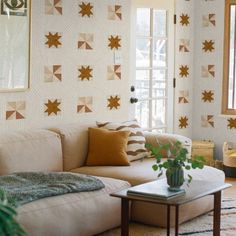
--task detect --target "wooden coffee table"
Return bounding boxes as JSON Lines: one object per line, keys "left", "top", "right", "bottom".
{"left": 111, "top": 179, "right": 231, "bottom": 236}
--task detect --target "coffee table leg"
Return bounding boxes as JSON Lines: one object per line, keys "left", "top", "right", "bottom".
{"left": 167, "top": 205, "right": 170, "bottom": 236}
{"left": 175, "top": 205, "right": 179, "bottom": 236}
{"left": 121, "top": 198, "right": 129, "bottom": 236}
{"left": 213, "top": 191, "right": 221, "bottom": 236}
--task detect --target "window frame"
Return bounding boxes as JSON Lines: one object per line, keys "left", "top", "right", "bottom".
{"left": 222, "top": 0, "right": 236, "bottom": 115}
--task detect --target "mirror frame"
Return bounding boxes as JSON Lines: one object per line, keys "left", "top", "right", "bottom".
{"left": 0, "top": 0, "right": 31, "bottom": 92}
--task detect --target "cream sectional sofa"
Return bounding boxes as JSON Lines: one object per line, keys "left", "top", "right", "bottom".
{"left": 0, "top": 122, "right": 225, "bottom": 236}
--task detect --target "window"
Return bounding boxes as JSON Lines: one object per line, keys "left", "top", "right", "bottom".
{"left": 222, "top": 0, "right": 236, "bottom": 115}
{"left": 135, "top": 8, "right": 171, "bottom": 132}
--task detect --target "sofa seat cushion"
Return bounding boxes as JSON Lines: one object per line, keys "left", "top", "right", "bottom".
{"left": 72, "top": 158, "right": 225, "bottom": 186}
{"left": 17, "top": 176, "right": 130, "bottom": 236}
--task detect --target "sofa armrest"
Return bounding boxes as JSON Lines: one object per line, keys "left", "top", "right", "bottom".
{"left": 143, "top": 131, "right": 192, "bottom": 157}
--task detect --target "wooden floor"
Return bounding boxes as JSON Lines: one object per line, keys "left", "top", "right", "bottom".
{"left": 224, "top": 177, "right": 236, "bottom": 197}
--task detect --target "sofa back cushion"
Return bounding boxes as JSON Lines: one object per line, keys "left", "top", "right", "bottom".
{"left": 0, "top": 130, "right": 63, "bottom": 175}
{"left": 50, "top": 122, "right": 95, "bottom": 171}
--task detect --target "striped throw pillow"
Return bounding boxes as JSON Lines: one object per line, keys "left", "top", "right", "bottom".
{"left": 96, "top": 120, "right": 148, "bottom": 161}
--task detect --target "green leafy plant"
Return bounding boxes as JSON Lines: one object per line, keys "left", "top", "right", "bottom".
{"left": 146, "top": 141, "right": 205, "bottom": 184}
{"left": 0, "top": 189, "right": 26, "bottom": 236}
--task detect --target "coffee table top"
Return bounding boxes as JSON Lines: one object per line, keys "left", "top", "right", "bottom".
{"left": 111, "top": 179, "right": 231, "bottom": 206}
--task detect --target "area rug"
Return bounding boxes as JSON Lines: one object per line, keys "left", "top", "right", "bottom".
{"left": 99, "top": 198, "right": 236, "bottom": 236}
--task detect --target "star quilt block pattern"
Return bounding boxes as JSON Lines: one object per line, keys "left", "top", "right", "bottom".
{"left": 45, "top": 32, "right": 62, "bottom": 48}
{"left": 79, "top": 1, "right": 93, "bottom": 17}
{"left": 45, "top": 0, "right": 62, "bottom": 15}
{"left": 228, "top": 118, "right": 236, "bottom": 129}
{"left": 78, "top": 65, "right": 93, "bottom": 81}
{"left": 77, "top": 97, "right": 93, "bottom": 113}
{"left": 44, "top": 65, "right": 62, "bottom": 82}
{"left": 6, "top": 101, "right": 26, "bottom": 120}
{"left": 44, "top": 99, "right": 61, "bottom": 116}
{"left": 107, "top": 95, "right": 120, "bottom": 110}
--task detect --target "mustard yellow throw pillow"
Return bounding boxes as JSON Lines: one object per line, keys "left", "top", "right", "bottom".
{"left": 86, "top": 128, "right": 130, "bottom": 166}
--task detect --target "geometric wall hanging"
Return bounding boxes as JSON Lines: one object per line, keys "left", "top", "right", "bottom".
{"left": 77, "top": 97, "right": 93, "bottom": 113}
{"left": 178, "top": 90, "right": 189, "bottom": 104}
{"left": 180, "top": 13, "right": 190, "bottom": 26}
{"left": 79, "top": 1, "right": 93, "bottom": 17}
{"left": 179, "top": 39, "right": 190, "bottom": 52}
{"left": 44, "top": 99, "right": 61, "bottom": 116}
{"left": 179, "top": 116, "right": 188, "bottom": 129}
{"left": 44, "top": 65, "right": 62, "bottom": 82}
{"left": 201, "top": 65, "right": 215, "bottom": 78}
{"left": 1, "top": 0, "right": 27, "bottom": 16}
{"left": 202, "top": 40, "right": 215, "bottom": 52}
{"left": 6, "top": 101, "right": 26, "bottom": 120}
{"left": 202, "top": 90, "right": 214, "bottom": 103}
{"left": 179, "top": 65, "right": 189, "bottom": 77}
{"left": 45, "top": 32, "right": 62, "bottom": 48}
{"left": 78, "top": 65, "right": 93, "bottom": 81}
{"left": 107, "top": 95, "right": 120, "bottom": 110}
{"left": 201, "top": 115, "right": 214, "bottom": 128}
{"left": 202, "top": 14, "right": 215, "bottom": 27}
{"left": 108, "top": 5, "right": 122, "bottom": 20}
{"left": 227, "top": 118, "right": 236, "bottom": 129}
{"left": 45, "top": 0, "right": 62, "bottom": 15}
{"left": 78, "top": 33, "right": 93, "bottom": 50}
{"left": 107, "top": 65, "right": 121, "bottom": 80}
{"left": 108, "top": 35, "right": 121, "bottom": 50}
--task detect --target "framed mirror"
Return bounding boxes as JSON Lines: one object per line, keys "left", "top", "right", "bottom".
{"left": 0, "top": 0, "right": 31, "bottom": 92}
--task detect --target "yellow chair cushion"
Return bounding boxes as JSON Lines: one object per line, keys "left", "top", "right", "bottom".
{"left": 229, "top": 152, "right": 236, "bottom": 158}
{"left": 86, "top": 128, "right": 130, "bottom": 166}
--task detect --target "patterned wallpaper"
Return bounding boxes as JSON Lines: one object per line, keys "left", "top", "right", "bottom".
{"left": 175, "top": 0, "right": 236, "bottom": 159}
{"left": 0, "top": 0, "right": 131, "bottom": 132}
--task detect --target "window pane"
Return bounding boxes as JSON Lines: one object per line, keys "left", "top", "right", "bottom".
{"left": 136, "top": 8, "right": 150, "bottom": 36}
{"left": 136, "top": 70, "right": 150, "bottom": 99}
{"left": 228, "top": 5, "right": 236, "bottom": 109}
{"left": 153, "top": 39, "right": 166, "bottom": 67}
{"left": 136, "top": 39, "right": 150, "bottom": 67}
{"left": 154, "top": 10, "right": 167, "bottom": 37}
{"left": 153, "top": 69, "right": 166, "bottom": 81}
{"left": 152, "top": 80, "right": 166, "bottom": 97}
{"left": 152, "top": 99, "right": 166, "bottom": 128}
{"left": 135, "top": 100, "right": 149, "bottom": 129}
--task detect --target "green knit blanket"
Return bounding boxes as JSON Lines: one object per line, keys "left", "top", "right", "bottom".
{"left": 0, "top": 172, "right": 105, "bottom": 206}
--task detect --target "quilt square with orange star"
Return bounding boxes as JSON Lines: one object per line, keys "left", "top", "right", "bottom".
{"left": 6, "top": 101, "right": 26, "bottom": 120}
{"left": 45, "top": 0, "right": 62, "bottom": 15}
{"left": 179, "top": 116, "right": 189, "bottom": 129}
{"left": 108, "top": 35, "right": 121, "bottom": 50}
{"left": 79, "top": 1, "right": 93, "bottom": 18}
{"left": 108, "top": 5, "right": 122, "bottom": 20}
{"left": 107, "top": 95, "right": 120, "bottom": 110}
{"left": 202, "top": 40, "right": 215, "bottom": 52}
{"left": 227, "top": 118, "right": 236, "bottom": 129}
{"left": 202, "top": 90, "right": 214, "bottom": 103}
{"left": 44, "top": 99, "right": 61, "bottom": 116}
{"left": 45, "top": 32, "right": 62, "bottom": 48}
{"left": 78, "top": 65, "right": 93, "bottom": 81}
